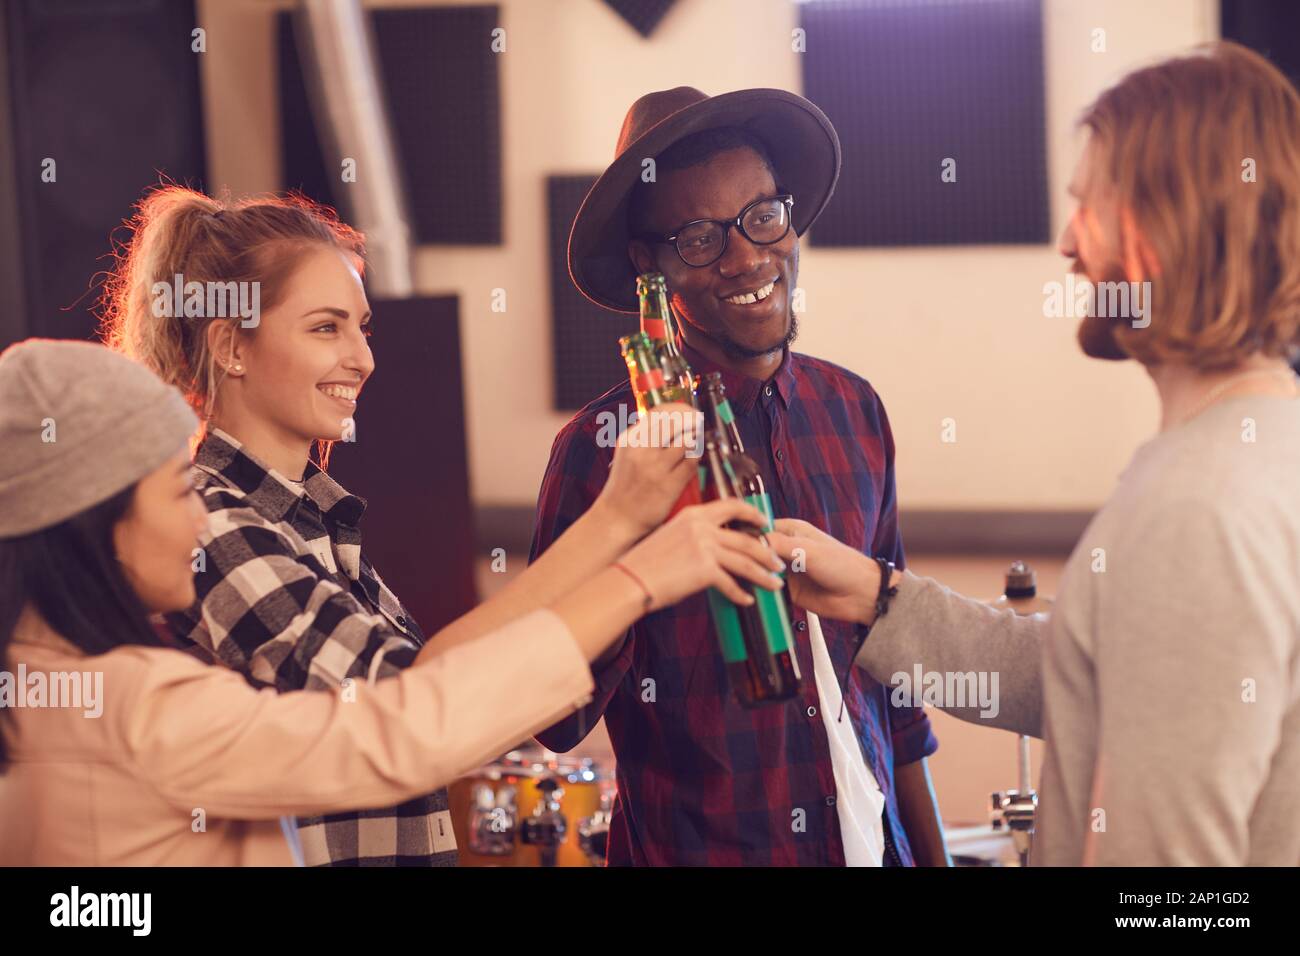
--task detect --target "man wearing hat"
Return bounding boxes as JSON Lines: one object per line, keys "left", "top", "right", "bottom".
{"left": 530, "top": 88, "right": 948, "bottom": 866}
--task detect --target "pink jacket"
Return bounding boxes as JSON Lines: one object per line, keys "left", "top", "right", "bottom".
{"left": 0, "top": 606, "right": 594, "bottom": 865}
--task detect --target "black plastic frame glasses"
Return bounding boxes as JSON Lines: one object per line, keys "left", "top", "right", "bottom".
{"left": 636, "top": 194, "right": 795, "bottom": 268}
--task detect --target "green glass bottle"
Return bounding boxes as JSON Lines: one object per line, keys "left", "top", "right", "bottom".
{"left": 698, "top": 373, "right": 801, "bottom": 707}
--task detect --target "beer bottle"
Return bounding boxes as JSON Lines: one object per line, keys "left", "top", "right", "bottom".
{"left": 636, "top": 272, "right": 694, "bottom": 397}
{"left": 698, "top": 374, "right": 801, "bottom": 707}
{"left": 619, "top": 331, "right": 690, "bottom": 412}
{"left": 700, "top": 369, "right": 801, "bottom": 621}
{"left": 700, "top": 371, "right": 767, "bottom": 506}
{"left": 623, "top": 275, "right": 704, "bottom": 518}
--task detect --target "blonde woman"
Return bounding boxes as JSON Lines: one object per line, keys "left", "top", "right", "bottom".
{"left": 100, "top": 188, "right": 781, "bottom": 865}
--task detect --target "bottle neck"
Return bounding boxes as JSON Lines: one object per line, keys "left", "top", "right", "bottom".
{"left": 703, "top": 385, "right": 745, "bottom": 454}
{"left": 640, "top": 287, "right": 681, "bottom": 355}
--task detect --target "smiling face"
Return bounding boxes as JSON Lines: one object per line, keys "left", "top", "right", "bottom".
{"left": 209, "top": 245, "right": 375, "bottom": 467}
{"left": 113, "top": 448, "right": 209, "bottom": 613}
{"left": 629, "top": 147, "right": 799, "bottom": 362}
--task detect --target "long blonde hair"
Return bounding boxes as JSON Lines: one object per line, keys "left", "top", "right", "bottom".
{"left": 1080, "top": 41, "right": 1300, "bottom": 370}
{"left": 99, "top": 185, "right": 366, "bottom": 431}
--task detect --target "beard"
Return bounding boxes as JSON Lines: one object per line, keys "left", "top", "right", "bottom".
{"left": 1076, "top": 313, "right": 1129, "bottom": 361}
{"left": 1073, "top": 262, "right": 1131, "bottom": 362}
{"left": 715, "top": 308, "right": 800, "bottom": 361}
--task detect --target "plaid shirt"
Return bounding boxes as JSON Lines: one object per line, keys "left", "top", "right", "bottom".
{"left": 163, "top": 428, "right": 457, "bottom": 866}
{"left": 530, "top": 341, "right": 938, "bottom": 866}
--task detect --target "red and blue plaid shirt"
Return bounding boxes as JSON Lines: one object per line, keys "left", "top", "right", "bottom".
{"left": 529, "top": 339, "right": 938, "bottom": 866}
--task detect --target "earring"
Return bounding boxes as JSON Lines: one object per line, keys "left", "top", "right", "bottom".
{"left": 231, "top": 364, "right": 242, "bottom": 373}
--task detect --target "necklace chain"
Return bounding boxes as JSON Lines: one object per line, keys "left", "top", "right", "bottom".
{"left": 1182, "top": 366, "right": 1299, "bottom": 424}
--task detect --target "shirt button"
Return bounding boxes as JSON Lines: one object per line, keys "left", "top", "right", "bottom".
{"left": 775, "top": 449, "right": 784, "bottom": 461}
{"left": 825, "top": 795, "right": 837, "bottom": 807}
{"left": 796, "top": 620, "right": 807, "bottom": 632}
{"left": 807, "top": 705, "right": 817, "bottom": 718}
{"left": 765, "top": 385, "right": 773, "bottom": 397}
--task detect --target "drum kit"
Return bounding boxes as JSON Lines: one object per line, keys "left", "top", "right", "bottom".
{"left": 448, "top": 746, "right": 616, "bottom": 867}
{"left": 451, "top": 561, "right": 1046, "bottom": 868}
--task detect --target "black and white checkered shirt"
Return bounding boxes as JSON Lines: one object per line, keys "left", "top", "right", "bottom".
{"left": 163, "top": 428, "right": 458, "bottom": 866}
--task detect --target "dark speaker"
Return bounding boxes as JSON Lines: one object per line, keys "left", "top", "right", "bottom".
{"left": 324, "top": 295, "right": 478, "bottom": 636}
{"left": 547, "top": 174, "right": 638, "bottom": 410}
{"left": 800, "top": 0, "right": 1049, "bottom": 247}
{"left": 0, "top": 0, "right": 207, "bottom": 347}
{"left": 1219, "top": 0, "right": 1300, "bottom": 375}
{"left": 1221, "top": 0, "right": 1300, "bottom": 93}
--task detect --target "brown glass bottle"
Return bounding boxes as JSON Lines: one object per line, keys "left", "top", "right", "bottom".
{"left": 636, "top": 272, "right": 694, "bottom": 398}
{"left": 628, "top": 275, "right": 703, "bottom": 518}
{"left": 619, "top": 331, "right": 691, "bottom": 412}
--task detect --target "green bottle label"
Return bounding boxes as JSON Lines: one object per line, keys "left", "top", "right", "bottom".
{"left": 745, "top": 491, "right": 792, "bottom": 654}
{"left": 753, "top": 582, "right": 793, "bottom": 655}
{"left": 707, "top": 588, "right": 747, "bottom": 663}
{"left": 745, "top": 492, "right": 775, "bottom": 532}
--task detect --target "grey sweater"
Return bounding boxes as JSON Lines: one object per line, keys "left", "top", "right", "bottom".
{"left": 858, "top": 393, "right": 1300, "bottom": 865}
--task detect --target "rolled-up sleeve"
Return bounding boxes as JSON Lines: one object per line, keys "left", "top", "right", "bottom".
{"left": 889, "top": 702, "right": 940, "bottom": 764}
{"left": 123, "top": 609, "right": 595, "bottom": 819}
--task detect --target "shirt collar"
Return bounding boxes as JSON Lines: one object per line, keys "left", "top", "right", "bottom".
{"left": 195, "top": 428, "right": 367, "bottom": 528}
{"left": 678, "top": 336, "right": 798, "bottom": 414}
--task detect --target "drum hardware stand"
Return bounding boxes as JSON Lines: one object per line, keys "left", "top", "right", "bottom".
{"left": 576, "top": 786, "right": 615, "bottom": 866}
{"left": 520, "top": 777, "right": 567, "bottom": 867}
{"left": 985, "top": 561, "right": 1046, "bottom": 867}
{"left": 990, "top": 734, "right": 1037, "bottom": 866}
{"left": 469, "top": 781, "right": 518, "bottom": 856}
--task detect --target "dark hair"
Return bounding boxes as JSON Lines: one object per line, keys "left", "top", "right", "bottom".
{"left": 0, "top": 484, "right": 164, "bottom": 765}
{"left": 628, "top": 126, "right": 782, "bottom": 235}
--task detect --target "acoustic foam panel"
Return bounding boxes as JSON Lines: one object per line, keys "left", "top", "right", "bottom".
{"left": 1221, "top": 0, "right": 1300, "bottom": 93}
{"left": 2, "top": 0, "right": 207, "bottom": 344}
{"left": 800, "top": 0, "right": 1049, "bottom": 247}
{"left": 278, "top": 5, "right": 502, "bottom": 244}
{"left": 547, "top": 174, "right": 637, "bottom": 410}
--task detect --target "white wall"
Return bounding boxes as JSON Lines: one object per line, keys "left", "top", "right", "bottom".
{"left": 198, "top": 0, "right": 1219, "bottom": 512}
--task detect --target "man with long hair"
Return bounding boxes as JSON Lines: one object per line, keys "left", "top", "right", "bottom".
{"left": 770, "top": 41, "right": 1300, "bottom": 865}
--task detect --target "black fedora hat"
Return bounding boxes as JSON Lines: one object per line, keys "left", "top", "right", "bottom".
{"left": 568, "top": 87, "right": 842, "bottom": 314}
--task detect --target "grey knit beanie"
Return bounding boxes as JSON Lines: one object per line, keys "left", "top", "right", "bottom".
{"left": 0, "top": 339, "right": 199, "bottom": 538}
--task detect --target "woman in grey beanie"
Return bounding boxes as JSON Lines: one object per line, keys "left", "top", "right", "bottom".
{"left": 0, "top": 338, "right": 780, "bottom": 865}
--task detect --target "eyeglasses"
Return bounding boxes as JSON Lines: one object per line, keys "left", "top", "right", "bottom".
{"left": 637, "top": 194, "right": 795, "bottom": 268}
